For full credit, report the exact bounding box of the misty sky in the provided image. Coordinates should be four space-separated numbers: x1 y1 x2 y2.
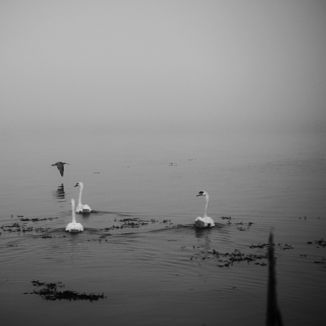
1 0 326 134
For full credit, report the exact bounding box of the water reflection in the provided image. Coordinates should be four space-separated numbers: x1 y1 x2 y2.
54 183 65 201
194 228 212 258
194 227 213 239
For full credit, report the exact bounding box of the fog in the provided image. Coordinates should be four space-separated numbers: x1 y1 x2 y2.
1 0 326 135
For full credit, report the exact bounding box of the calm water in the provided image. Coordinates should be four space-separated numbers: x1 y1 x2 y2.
0 131 325 325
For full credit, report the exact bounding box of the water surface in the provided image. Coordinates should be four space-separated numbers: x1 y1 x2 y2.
0 131 325 325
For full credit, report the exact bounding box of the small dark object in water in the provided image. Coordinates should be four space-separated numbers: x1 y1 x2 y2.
28 280 106 302
307 238 326 248
249 243 269 249
41 234 52 239
51 161 69 177
32 280 47 287
233 221 253 231
279 243 293 250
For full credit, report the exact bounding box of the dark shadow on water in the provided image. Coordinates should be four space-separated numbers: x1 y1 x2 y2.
194 227 214 239
266 231 284 326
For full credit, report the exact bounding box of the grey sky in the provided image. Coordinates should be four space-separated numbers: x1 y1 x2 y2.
1 0 325 134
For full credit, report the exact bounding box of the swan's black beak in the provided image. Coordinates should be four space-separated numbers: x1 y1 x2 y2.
74 183 79 187
196 191 205 197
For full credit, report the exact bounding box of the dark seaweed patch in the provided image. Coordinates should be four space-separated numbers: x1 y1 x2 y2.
1 223 33 233
0 222 50 234
190 248 268 267
20 217 58 222
313 258 326 264
26 280 106 302
249 243 294 250
307 238 326 248
100 217 172 231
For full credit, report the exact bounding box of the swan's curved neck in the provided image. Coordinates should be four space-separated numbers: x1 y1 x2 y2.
204 195 209 217
78 185 84 206
71 201 77 223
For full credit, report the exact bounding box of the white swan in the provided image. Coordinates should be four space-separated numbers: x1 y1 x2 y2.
74 182 92 214
65 199 84 232
194 190 215 228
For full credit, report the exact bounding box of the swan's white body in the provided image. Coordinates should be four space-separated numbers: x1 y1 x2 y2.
75 182 92 214
194 190 215 228
65 199 84 232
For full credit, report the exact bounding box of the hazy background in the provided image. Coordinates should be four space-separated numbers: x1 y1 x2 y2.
1 0 325 137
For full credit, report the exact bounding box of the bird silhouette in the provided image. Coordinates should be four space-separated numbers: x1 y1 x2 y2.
51 162 69 177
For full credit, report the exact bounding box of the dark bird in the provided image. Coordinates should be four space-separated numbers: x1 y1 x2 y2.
51 162 69 177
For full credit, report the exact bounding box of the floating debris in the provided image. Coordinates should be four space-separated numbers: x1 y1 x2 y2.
26 280 106 302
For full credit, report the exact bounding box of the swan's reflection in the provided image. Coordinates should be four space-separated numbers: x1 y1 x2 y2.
54 183 65 201
194 227 212 239
194 228 212 257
